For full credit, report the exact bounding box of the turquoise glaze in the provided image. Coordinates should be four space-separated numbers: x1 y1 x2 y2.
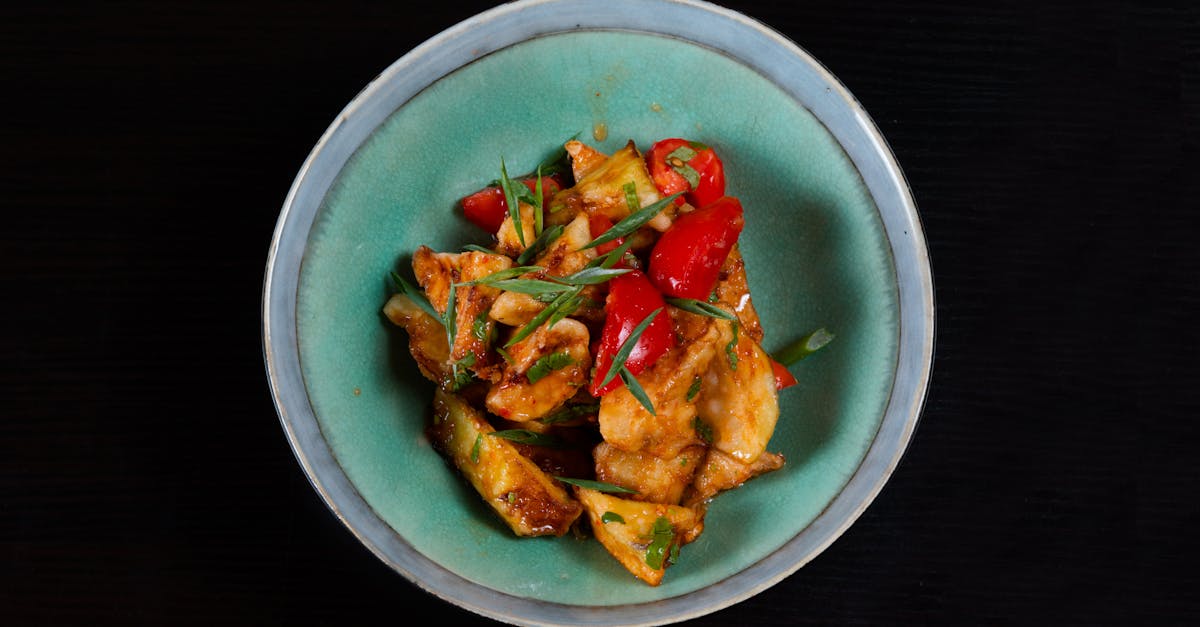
265 1 932 624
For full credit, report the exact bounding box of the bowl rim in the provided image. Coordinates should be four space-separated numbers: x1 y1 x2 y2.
261 1 935 625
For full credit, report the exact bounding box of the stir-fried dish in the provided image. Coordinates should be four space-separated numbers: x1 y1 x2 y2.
382 136 831 585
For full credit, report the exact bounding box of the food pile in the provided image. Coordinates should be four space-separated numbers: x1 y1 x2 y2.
383 136 824 585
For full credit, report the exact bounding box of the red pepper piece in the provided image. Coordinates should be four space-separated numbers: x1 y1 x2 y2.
647 196 745 300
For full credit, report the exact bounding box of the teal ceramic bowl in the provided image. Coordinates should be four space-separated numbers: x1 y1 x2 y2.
262 1 933 625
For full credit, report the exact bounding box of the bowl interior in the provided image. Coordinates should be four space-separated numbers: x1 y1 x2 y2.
293 30 898 605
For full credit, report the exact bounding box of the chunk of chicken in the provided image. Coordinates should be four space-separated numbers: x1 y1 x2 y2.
381 293 450 385
683 447 785 509
574 487 700 586
593 442 706 505
712 244 764 343
694 320 780 464
412 247 511 380
485 317 592 421
489 214 604 327
598 308 723 459
428 389 582 537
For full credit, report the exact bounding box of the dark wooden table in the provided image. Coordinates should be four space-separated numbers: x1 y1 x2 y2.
4 1 1192 624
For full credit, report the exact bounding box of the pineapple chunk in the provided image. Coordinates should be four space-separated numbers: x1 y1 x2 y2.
428 389 582 537
382 293 450 385
575 487 699 586
564 139 608 181
695 322 780 464
485 318 592 421
593 442 705 505
550 141 670 231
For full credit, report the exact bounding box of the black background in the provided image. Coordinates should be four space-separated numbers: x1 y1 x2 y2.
4 1 1194 625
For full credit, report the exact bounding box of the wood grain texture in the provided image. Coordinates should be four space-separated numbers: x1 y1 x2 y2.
2 1 1193 625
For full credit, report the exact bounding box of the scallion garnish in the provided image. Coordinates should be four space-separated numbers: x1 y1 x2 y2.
622 181 640 212
498 158 525 246
666 146 700 188
489 429 561 448
725 321 739 370
595 307 663 390
504 285 583 347
443 284 459 376
553 477 638 494
389 271 440 321
620 367 656 416
533 166 545 237
470 433 482 464
557 266 632 285
526 351 574 383
461 244 497 254
539 403 600 425
515 223 564 265
644 516 674 570
601 512 626 524
487 278 572 297
461 265 544 287
582 192 683 250
449 354 476 391
584 236 637 270
773 327 835 365
686 376 702 402
693 416 714 444
471 310 490 342
665 297 736 321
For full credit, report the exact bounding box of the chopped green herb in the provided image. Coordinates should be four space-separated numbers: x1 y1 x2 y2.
526 351 575 383
515 224 564 265
585 236 637 270
601 512 626 525
449 353 476 391
686 376 702 402
443 284 459 377
472 310 491 342
773 327 836 365
596 308 663 390
533 166 545 236
505 285 584 347
470 433 482 464
693 416 714 444
644 516 674 570
498 158 525 246
582 192 683 250
669 542 680 565
533 132 579 181
495 346 514 365
488 278 571 298
539 403 600 425
708 289 719 304
489 429 561 447
666 146 700 188
679 456 689 467
725 321 739 370
688 140 710 152
665 297 736 321
552 477 638 494
557 266 632 285
389 271 440 321
461 244 497 254
461 265 544 287
620 367 656 416
622 181 641 212
507 491 517 504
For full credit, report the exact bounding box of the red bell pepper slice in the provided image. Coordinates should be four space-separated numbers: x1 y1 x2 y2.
771 358 798 390
459 175 563 233
589 270 674 396
644 138 726 208
647 196 745 300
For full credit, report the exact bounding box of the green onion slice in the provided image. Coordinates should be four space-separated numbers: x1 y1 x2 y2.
498 158 525 246
389 271 440 321
773 327 835 365
665 297 736 321
526 352 574 383
489 429 560 448
582 192 683 250
552 477 638 494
